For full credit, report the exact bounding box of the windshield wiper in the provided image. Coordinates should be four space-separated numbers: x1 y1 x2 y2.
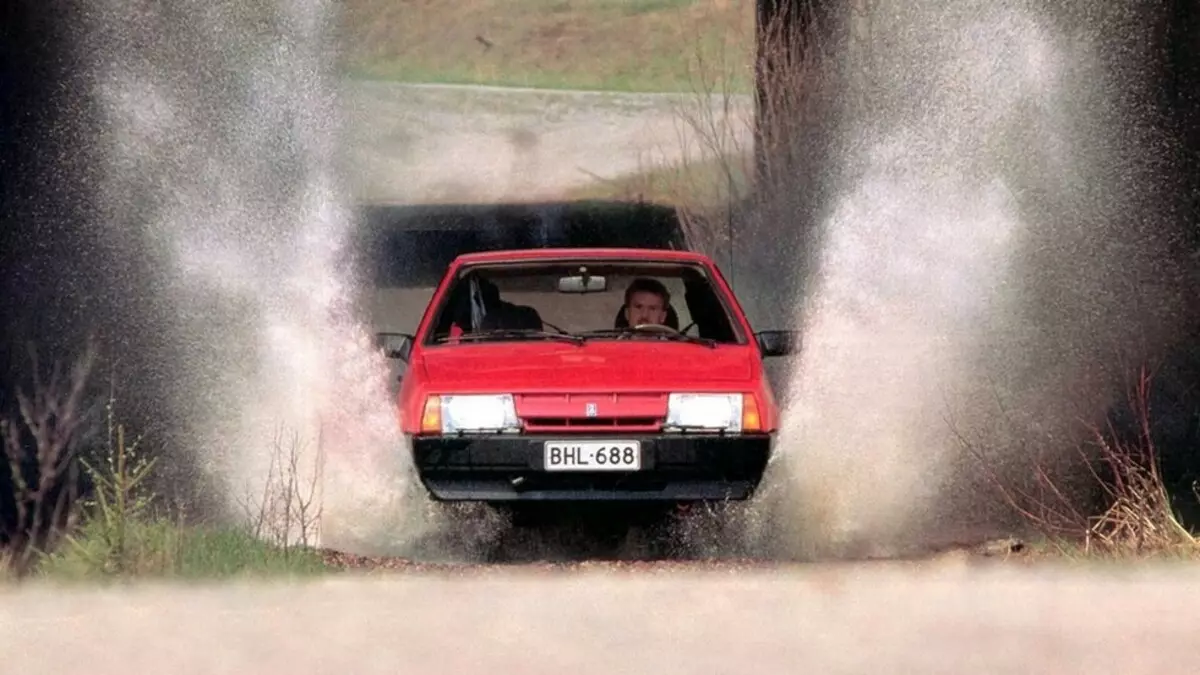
576 327 717 349
438 329 585 345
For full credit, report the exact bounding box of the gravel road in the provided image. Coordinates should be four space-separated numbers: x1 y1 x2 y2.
5 559 1199 674
342 81 753 203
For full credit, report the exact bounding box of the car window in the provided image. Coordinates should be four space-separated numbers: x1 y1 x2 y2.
421 261 745 345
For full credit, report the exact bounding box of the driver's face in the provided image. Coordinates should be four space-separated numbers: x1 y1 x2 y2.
625 290 667 326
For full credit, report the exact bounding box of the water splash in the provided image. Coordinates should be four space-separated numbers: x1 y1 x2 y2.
74 0 443 551
740 0 1189 560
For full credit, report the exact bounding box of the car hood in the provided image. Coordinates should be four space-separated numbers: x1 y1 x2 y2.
417 341 755 390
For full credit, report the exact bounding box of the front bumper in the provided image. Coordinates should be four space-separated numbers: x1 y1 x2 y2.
411 433 772 502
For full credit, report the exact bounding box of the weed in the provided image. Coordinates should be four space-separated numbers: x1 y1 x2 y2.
2 343 332 581
1077 369 1197 557
237 423 324 553
959 366 1200 561
0 341 96 575
60 395 159 575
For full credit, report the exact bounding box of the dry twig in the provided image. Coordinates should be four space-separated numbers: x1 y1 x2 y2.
1 341 97 574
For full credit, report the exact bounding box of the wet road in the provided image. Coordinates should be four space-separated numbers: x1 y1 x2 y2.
4 559 1198 674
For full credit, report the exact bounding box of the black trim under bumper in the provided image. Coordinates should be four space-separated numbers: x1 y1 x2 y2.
411 433 772 502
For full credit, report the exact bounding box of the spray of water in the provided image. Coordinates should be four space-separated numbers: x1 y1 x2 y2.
71 0 467 554
732 0 1190 560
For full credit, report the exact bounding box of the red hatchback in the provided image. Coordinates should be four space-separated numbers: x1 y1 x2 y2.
378 247 797 505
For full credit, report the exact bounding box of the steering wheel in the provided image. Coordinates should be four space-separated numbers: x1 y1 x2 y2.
632 323 680 334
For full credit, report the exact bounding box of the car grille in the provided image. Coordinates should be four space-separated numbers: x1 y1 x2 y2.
521 416 661 433
515 393 665 433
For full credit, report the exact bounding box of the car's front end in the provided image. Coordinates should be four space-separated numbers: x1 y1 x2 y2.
399 342 779 504
411 390 773 503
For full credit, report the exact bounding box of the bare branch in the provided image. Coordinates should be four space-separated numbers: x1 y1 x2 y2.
2 340 98 575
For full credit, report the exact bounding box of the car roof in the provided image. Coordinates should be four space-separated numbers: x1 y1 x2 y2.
450 247 716 267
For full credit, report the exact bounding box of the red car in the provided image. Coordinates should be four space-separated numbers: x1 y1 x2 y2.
378 247 797 508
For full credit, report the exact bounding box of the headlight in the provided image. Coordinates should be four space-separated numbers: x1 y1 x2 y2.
665 393 744 432
430 394 519 434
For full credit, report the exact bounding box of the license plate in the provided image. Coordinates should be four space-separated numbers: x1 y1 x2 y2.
543 440 641 471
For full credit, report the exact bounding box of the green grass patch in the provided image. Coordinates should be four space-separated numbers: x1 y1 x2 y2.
31 519 328 582
341 0 755 92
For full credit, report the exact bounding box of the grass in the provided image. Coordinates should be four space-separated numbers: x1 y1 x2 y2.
340 0 755 92
33 519 327 582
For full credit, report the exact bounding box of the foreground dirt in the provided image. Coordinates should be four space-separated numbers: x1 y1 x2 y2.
4 558 1199 674
320 547 788 573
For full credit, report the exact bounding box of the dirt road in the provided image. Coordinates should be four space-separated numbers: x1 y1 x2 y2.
342 81 752 203
4 559 1198 674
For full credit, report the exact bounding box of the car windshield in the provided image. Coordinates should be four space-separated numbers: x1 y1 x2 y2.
420 259 746 346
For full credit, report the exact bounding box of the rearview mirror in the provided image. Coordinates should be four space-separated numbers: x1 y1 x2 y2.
558 274 607 293
755 330 800 357
376 332 414 361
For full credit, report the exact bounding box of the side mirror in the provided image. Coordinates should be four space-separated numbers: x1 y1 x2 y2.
376 332 414 361
755 330 800 357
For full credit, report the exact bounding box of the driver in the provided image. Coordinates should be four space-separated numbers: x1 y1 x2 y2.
622 277 670 327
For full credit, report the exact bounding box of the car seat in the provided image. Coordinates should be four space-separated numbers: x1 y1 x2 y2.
481 302 544 331
613 305 680 330
507 305 544 331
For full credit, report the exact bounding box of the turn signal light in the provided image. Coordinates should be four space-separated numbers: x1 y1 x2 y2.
741 394 762 432
420 395 442 434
